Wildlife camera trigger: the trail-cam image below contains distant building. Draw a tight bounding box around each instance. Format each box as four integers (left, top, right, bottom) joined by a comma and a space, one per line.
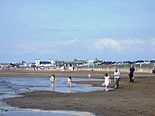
87, 60, 94, 66
35, 59, 56, 69
55, 60, 87, 71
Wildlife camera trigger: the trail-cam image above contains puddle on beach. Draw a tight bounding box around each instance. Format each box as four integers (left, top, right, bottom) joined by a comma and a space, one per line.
0, 77, 103, 116
0, 109, 95, 116
0, 77, 104, 97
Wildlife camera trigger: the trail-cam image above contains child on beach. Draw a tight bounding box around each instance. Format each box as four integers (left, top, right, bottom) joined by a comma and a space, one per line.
88, 73, 91, 79
68, 77, 72, 87
102, 73, 111, 92
50, 74, 56, 86
114, 69, 120, 88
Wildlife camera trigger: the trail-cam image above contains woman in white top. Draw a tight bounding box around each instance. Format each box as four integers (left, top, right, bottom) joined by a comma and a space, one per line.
104, 73, 110, 91
114, 69, 120, 88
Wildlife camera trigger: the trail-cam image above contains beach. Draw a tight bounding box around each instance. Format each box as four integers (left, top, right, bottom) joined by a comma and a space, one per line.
1, 70, 155, 116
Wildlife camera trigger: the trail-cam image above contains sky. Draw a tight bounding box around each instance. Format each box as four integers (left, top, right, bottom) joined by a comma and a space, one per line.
0, 0, 155, 62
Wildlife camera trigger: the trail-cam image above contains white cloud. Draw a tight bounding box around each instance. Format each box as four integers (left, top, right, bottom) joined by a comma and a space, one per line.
45, 38, 80, 46
93, 37, 149, 53
94, 38, 121, 51
61, 38, 80, 45
16, 38, 81, 55
16, 42, 59, 55
120, 38, 146, 52
2, 37, 154, 61
17, 44, 38, 54
68, 38, 80, 44
122, 38, 146, 45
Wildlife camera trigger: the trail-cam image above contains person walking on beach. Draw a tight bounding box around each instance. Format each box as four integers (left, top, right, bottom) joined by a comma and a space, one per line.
129, 66, 135, 83
50, 74, 56, 86
102, 73, 110, 92
68, 77, 72, 87
114, 69, 120, 88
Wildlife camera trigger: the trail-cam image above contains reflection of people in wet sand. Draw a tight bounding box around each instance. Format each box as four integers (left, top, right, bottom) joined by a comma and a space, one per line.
50, 74, 56, 86
68, 77, 72, 87
102, 73, 110, 91
68, 86, 71, 93
52, 84, 55, 91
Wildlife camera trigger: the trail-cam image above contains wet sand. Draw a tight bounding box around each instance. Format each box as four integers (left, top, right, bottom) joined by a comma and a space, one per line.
1, 70, 155, 116
0, 70, 153, 78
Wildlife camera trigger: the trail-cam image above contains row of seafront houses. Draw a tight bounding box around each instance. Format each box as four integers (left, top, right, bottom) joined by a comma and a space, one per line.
0, 59, 86, 71
0, 59, 155, 73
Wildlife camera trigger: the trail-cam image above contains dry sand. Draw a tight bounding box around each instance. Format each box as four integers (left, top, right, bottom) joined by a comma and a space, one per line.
1, 70, 155, 116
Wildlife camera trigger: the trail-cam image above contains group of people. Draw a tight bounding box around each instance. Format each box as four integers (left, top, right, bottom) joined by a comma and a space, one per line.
50, 74, 72, 87
102, 69, 121, 92
102, 65, 135, 91
50, 65, 135, 92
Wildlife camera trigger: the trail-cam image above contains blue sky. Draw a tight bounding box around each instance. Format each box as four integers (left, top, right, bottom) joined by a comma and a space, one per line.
0, 0, 155, 62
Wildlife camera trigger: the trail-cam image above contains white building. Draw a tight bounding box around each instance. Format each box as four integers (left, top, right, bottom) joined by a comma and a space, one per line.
87, 60, 94, 66
35, 59, 56, 69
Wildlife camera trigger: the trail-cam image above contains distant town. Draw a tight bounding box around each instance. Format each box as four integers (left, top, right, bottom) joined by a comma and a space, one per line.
0, 59, 155, 73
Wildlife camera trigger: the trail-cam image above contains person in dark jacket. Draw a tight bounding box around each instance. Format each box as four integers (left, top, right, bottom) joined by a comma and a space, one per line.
129, 66, 135, 83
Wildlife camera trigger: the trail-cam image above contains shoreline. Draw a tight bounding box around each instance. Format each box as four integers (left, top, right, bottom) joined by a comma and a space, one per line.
1, 71, 155, 116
